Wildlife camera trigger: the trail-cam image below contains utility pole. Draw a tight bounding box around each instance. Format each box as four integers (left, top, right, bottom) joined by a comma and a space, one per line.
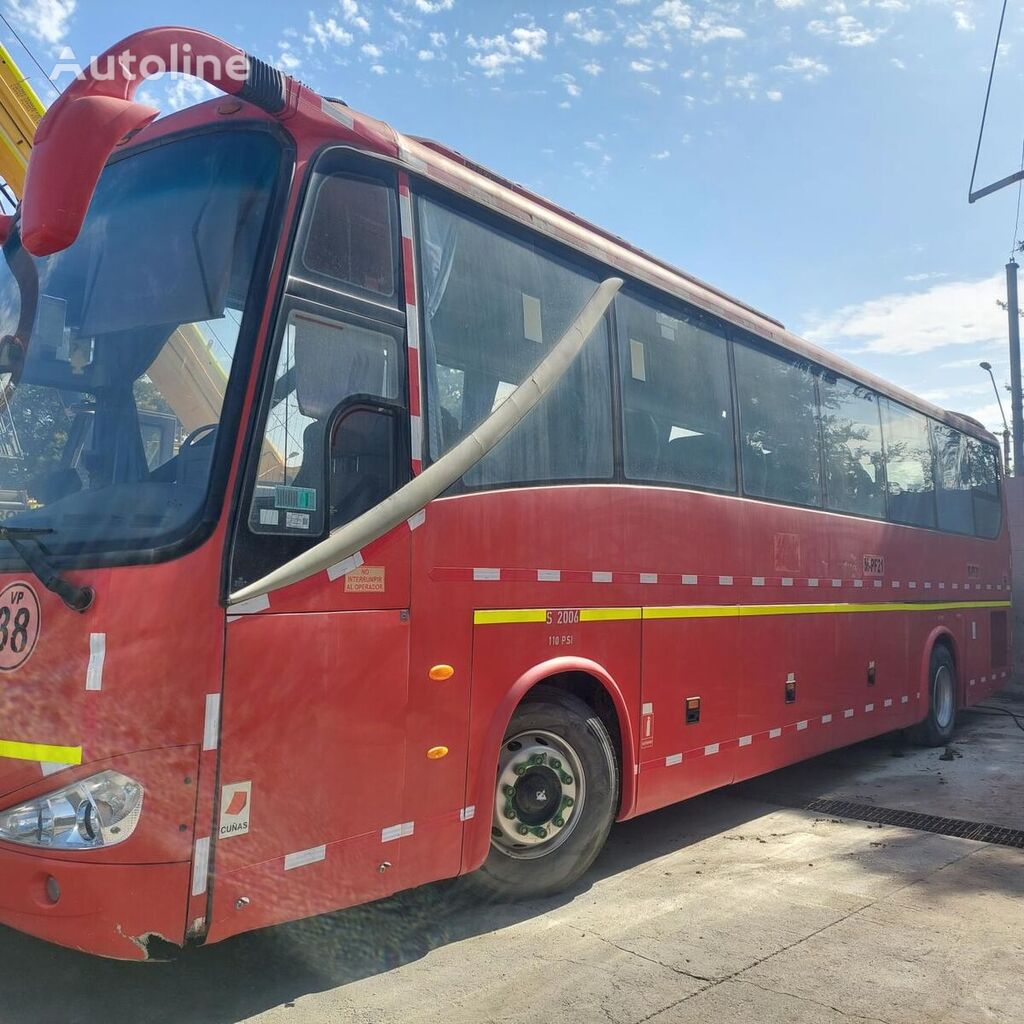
1006, 260, 1024, 474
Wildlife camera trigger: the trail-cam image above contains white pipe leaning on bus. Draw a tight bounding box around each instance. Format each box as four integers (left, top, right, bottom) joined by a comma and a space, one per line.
228, 277, 624, 605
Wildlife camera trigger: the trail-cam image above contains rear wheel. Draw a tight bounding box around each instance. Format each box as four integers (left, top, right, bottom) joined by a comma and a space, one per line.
908, 645, 957, 747
468, 689, 618, 900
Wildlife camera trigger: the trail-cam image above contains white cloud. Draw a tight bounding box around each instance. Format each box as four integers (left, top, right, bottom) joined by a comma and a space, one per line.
418, 49, 436, 60
766, 89, 783, 101
467, 25, 548, 77
340, 0, 370, 32
652, 149, 671, 159
165, 75, 218, 111
904, 271, 948, 283
692, 19, 745, 44
555, 71, 582, 98
808, 14, 885, 47
804, 274, 1007, 356
652, 0, 692, 32
582, 60, 603, 75
564, 10, 609, 45
775, 0, 804, 7
429, 31, 447, 48
309, 14, 354, 47
411, 0, 453, 12
371, 63, 388, 75
362, 43, 382, 58
5, 0, 75, 46
630, 58, 655, 73
774, 55, 829, 80
953, 8, 974, 31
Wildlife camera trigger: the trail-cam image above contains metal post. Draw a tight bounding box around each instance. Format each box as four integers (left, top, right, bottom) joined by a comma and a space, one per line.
1005, 427, 1012, 476
1006, 261, 1024, 474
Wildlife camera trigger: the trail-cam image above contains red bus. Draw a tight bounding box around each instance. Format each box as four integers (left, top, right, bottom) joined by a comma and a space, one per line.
0, 27, 1011, 960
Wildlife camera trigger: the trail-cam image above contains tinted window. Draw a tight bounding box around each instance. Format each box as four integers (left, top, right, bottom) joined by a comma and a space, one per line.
933, 423, 974, 534
418, 197, 612, 487
302, 175, 397, 300
617, 293, 735, 491
881, 400, 935, 528
735, 344, 822, 506
968, 437, 1001, 538
820, 376, 885, 518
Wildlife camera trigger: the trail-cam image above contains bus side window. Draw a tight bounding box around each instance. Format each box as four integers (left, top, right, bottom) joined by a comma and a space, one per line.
300, 174, 398, 302
933, 422, 974, 534
417, 195, 612, 487
880, 399, 936, 529
616, 293, 735, 492
967, 437, 1002, 538
819, 375, 885, 519
734, 343, 822, 507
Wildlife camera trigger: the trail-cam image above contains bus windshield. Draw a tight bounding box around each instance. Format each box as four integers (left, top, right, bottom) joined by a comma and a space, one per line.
0, 129, 279, 559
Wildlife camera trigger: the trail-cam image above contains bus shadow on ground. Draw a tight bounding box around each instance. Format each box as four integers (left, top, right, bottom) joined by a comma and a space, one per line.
1, 708, 1020, 1024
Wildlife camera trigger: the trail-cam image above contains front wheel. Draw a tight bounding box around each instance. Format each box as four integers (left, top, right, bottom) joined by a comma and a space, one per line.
468, 688, 618, 901
907, 645, 957, 747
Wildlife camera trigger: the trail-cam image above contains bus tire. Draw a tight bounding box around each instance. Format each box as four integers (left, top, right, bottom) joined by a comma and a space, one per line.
907, 644, 957, 747
467, 688, 618, 901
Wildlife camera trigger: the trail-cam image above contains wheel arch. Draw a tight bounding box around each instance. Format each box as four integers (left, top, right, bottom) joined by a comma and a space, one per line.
462, 657, 637, 876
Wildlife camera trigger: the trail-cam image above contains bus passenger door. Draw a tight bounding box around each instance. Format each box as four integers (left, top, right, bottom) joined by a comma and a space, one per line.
209, 159, 420, 942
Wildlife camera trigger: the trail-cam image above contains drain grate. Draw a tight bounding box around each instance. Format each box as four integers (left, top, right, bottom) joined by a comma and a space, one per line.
802, 798, 1024, 849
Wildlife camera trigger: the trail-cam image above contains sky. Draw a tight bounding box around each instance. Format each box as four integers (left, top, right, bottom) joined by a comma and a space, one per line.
4, 0, 1024, 436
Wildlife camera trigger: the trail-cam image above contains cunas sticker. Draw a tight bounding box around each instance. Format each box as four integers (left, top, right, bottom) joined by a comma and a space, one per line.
0, 581, 40, 672
219, 781, 252, 838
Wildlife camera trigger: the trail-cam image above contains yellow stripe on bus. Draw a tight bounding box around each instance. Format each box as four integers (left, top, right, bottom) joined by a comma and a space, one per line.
475, 600, 1010, 626
0, 739, 82, 765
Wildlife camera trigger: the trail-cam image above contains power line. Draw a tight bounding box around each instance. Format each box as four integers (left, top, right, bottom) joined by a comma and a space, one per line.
1011, 135, 1024, 259
969, 0, 1010, 202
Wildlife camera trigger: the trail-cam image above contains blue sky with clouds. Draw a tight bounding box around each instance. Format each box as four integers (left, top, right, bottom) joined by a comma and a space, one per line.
6, 0, 1024, 433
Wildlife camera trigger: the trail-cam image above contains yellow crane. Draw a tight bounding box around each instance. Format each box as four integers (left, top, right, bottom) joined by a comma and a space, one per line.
0, 40, 43, 201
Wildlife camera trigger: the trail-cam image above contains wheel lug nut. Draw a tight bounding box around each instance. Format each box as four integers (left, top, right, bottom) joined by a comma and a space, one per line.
532, 827, 548, 839
503, 784, 515, 797
517, 825, 530, 836
553, 816, 565, 827
514, 764, 527, 776
504, 807, 516, 820
549, 758, 562, 770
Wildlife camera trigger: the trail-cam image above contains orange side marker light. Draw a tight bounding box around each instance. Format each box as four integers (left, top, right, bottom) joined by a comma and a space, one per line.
427, 746, 449, 760
429, 664, 455, 681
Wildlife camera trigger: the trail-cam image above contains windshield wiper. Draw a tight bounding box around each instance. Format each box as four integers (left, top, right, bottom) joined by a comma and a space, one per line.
0, 527, 94, 612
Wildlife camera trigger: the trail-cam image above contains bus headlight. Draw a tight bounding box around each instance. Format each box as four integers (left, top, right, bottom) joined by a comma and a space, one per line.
0, 770, 144, 850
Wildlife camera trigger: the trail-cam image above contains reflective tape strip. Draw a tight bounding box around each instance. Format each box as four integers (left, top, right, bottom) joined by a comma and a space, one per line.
822, 714, 833, 724
592, 571, 613, 583
797, 720, 808, 730
326, 551, 364, 582
473, 568, 500, 581
884, 698, 893, 707
475, 600, 1010, 626
844, 709, 855, 718
460, 805, 476, 821
738, 735, 752, 747
203, 694, 221, 752
538, 569, 561, 582
228, 594, 270, 617
865, 703, 875, 713
704, 743, 720, 755
665, 753, 683, 766
0, 739, 81, 764
85, 632, 105, 692
381, 821, 415, 843
640, 573, 658, 584
191, 837, 211, 897
408, 509, 426, 531
284, 845, 327, 871
769, 728, 782, 739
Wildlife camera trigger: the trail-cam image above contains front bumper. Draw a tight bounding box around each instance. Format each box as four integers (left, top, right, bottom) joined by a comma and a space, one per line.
0, 843, 190, 960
